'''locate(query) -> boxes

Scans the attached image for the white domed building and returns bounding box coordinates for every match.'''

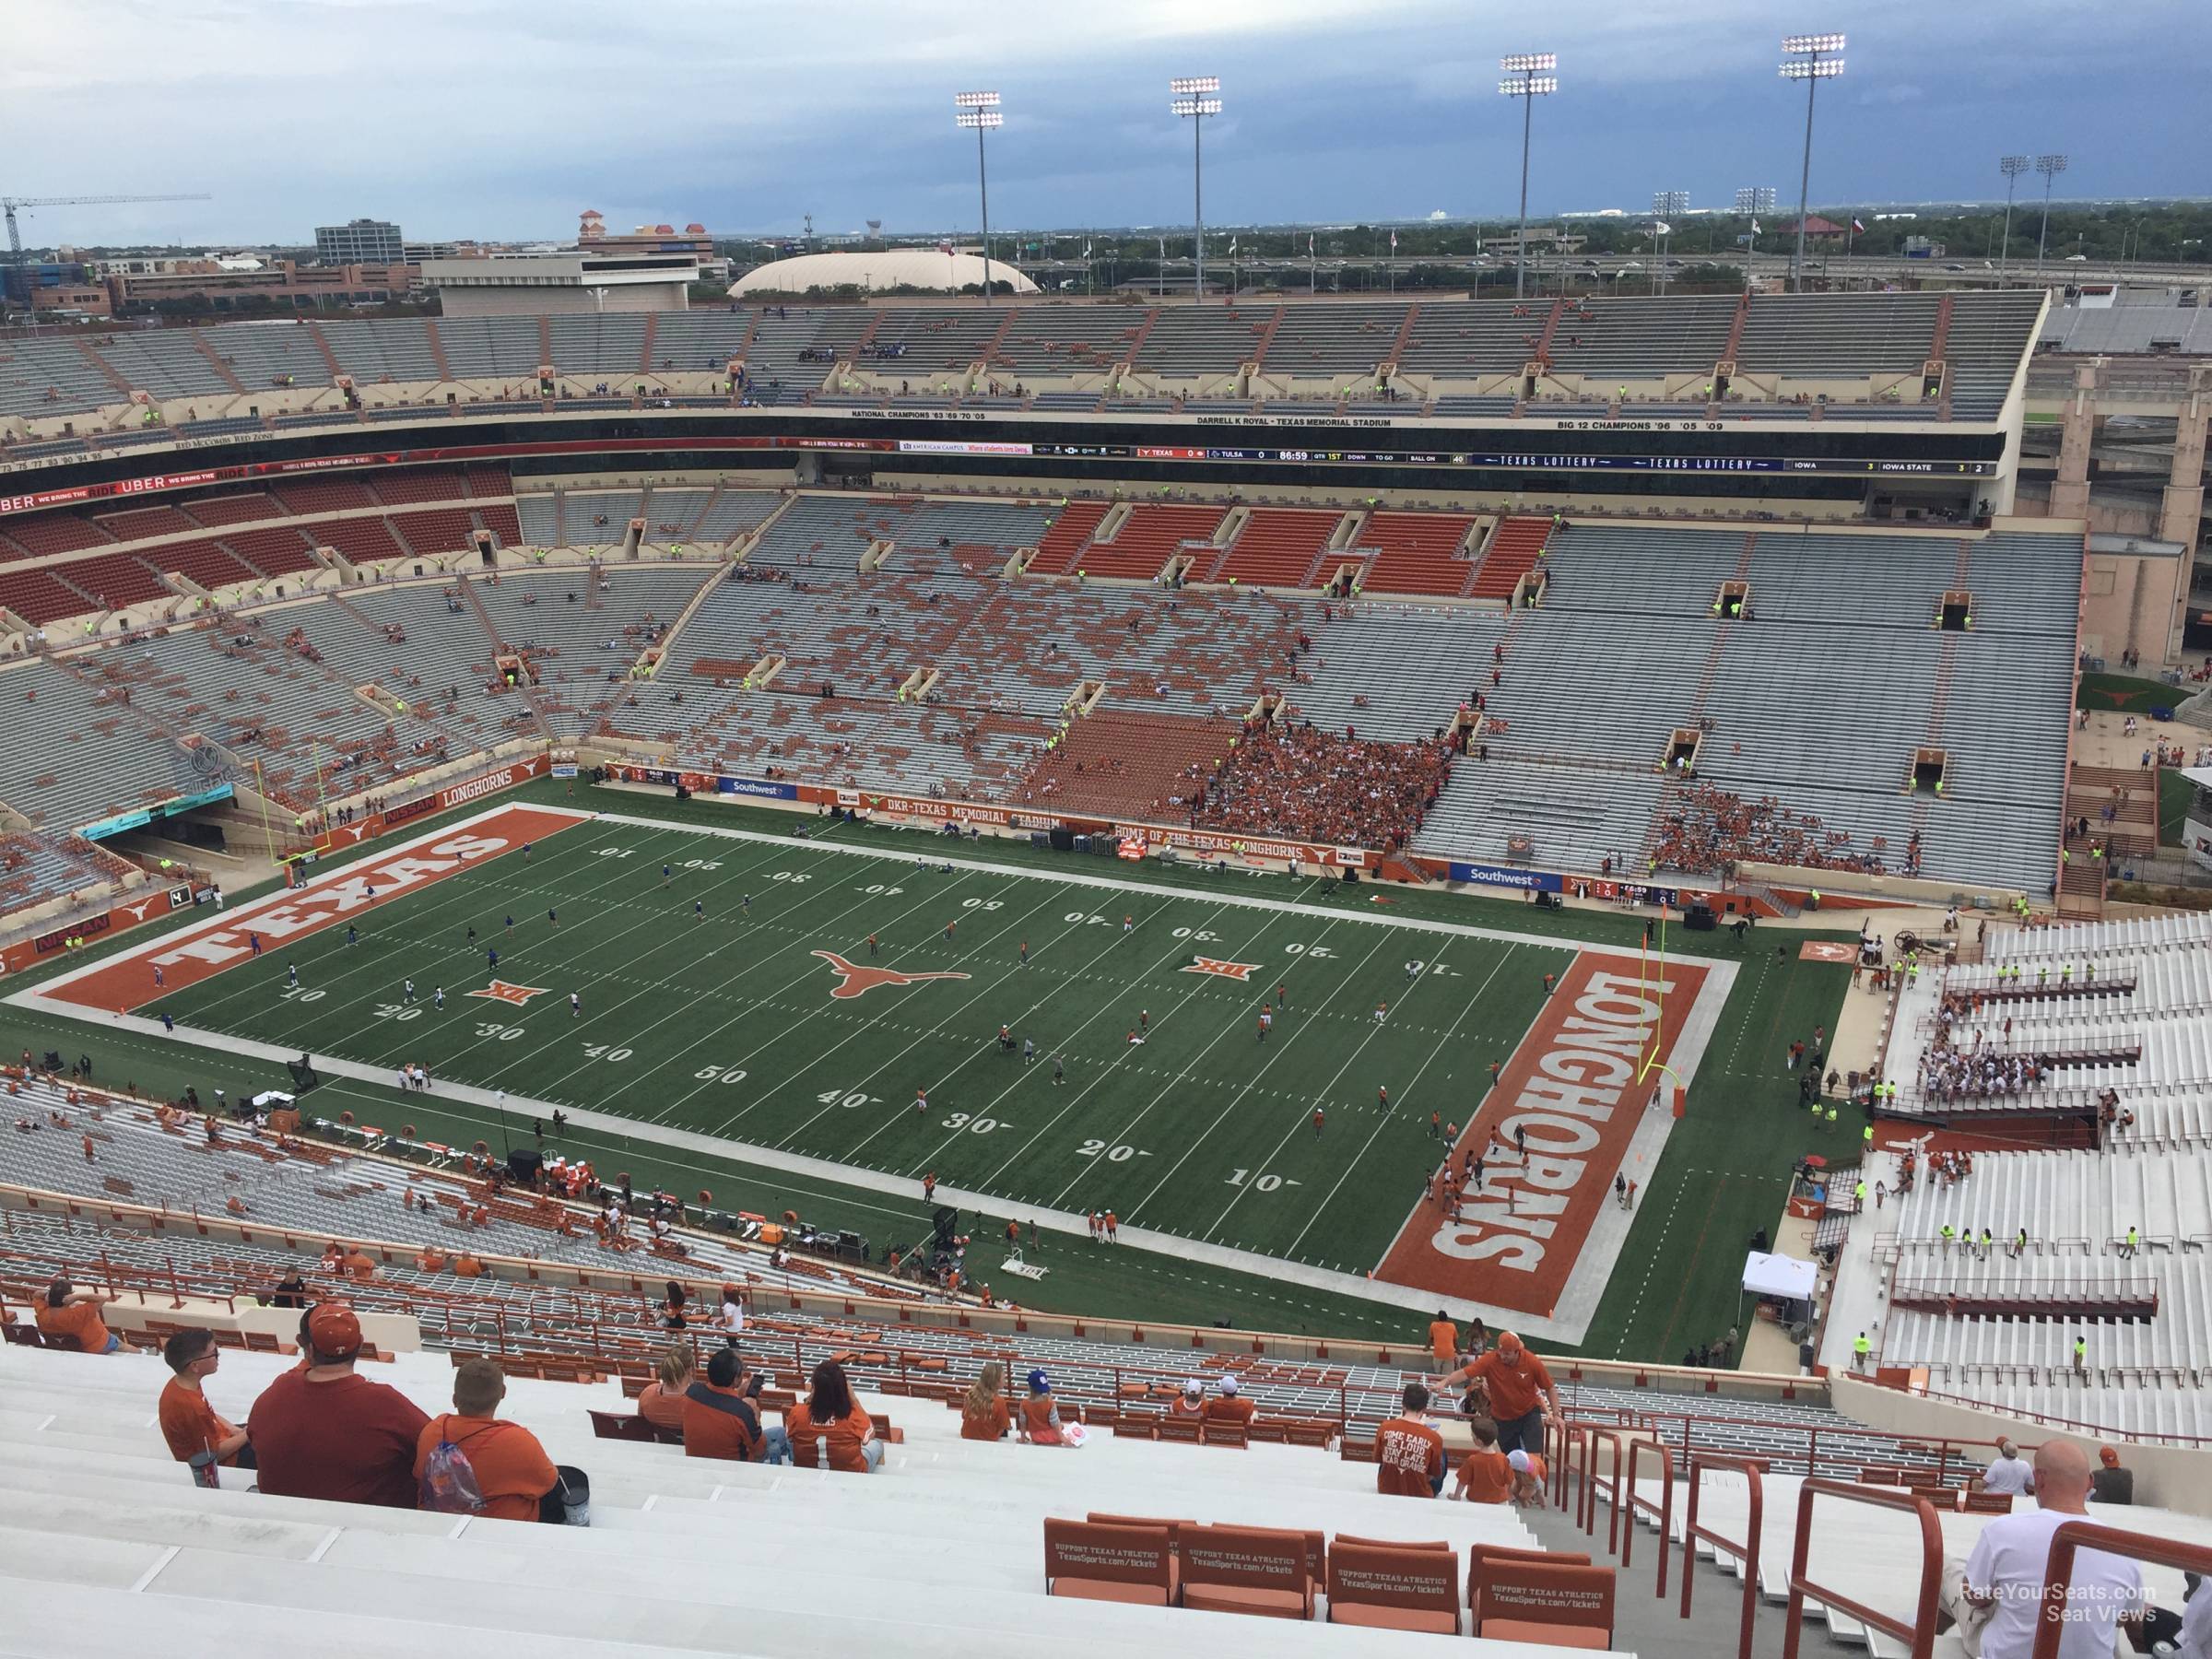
[731,248,1037,297]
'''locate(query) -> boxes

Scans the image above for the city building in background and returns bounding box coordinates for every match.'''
[313,217,404,265]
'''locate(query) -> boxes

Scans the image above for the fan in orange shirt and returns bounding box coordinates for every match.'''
[35,1278,120,1354]
[784,1359,881,1472]
[158,1328,254,1470]
[1372,1383,1445,1498]
[1168,1379,1207,1418]
[1203,1375,1255,1426]
[1018,1368,1069,1446]
[413,1359,560,1521]
[959,1362,1012,1441]
[1428,1310,1460,1365]
[1449,1417,1512,1502]
[1435,1330,1559,1456]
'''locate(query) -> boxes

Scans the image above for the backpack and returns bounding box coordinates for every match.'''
[418,1424,487,1514]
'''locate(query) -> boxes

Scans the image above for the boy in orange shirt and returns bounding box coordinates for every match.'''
[1450,1417,1512,1502]
[159,1328,255,1470]
[35,1278,120,1354]
[1373,1382,1445,1498]
[414,1358,560,1521]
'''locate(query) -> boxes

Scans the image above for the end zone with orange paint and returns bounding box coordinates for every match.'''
[1375,949,1713,1318]
[37,804,590,1014]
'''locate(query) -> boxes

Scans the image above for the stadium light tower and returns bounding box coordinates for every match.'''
[1735,185,1775,289]
[1779,32,1844,293]
[1171,76,1222,302]
[1653,190,1688,295]
[1996,155,2030,288]
[954,91,1004,305]
[2033,153,2068,282]
[1498,54,1558,302]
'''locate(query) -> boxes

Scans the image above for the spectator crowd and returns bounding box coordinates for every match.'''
[1182,721,1453,851]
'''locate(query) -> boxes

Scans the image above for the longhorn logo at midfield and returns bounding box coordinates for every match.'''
[811,950,971,1000]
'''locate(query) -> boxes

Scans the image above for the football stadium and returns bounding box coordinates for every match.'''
[5,18,2212,1659]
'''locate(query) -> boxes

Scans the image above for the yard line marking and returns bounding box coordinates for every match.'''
[799,892,1214,1165]
[1280,950,1516,1256]
[1127,920,1401,1229]
[518,847,984,1110]
[932,897,1283,1189]
[586,808,1716,968]
[682,873,1073,1136]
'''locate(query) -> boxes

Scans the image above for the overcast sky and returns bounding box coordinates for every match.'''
[4,0,2195,249]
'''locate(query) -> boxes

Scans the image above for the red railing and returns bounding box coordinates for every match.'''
[1779,1479,1943,1659]
[1681,1454,1765,1659]
[2030,1522,2212,1659]
[1619,1433,1677,1597]
[1562,1398,2026,1486]
[1549,1420,1633,1550]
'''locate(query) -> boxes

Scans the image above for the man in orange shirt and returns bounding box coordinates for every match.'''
[413,1358,560,1521]
[1437,1330,1559,1456]
[416,1244,446,1272]
[1373,1382,1445,1498]
[35,1278,121,1354]
[682,1347,768,1463]
[344,1247,378,1281]
[1428,1309,1459,1365]
[159,1328,254,1471]
[453,1253,484,1278]
[1205,1375,1255,1427]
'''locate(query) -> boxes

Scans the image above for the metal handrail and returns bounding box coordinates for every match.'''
[1779,1478,1942,1659]
[1620,1433,1676,1597]
[1681,1453,1765,1659]
[2029,1521,2212,1659]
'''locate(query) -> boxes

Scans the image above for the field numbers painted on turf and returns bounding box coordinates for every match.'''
[372,1002,421,1022]
[960,897,1002,912]
[698,1065,752,1085]
[475,1022,524,1041]
[1225,1168,1298,1193]
[1284,942,1336,959]
[1063,912,1113,926]
[770,871,811,884]
[1077,1139,1142,1163]
[679,858,722,872]
[857,884,904,898]
[582,1043,632,1064]
[816,1088,879,1109]
[941,1112,1006,1134]
[277,985,324,1004]
[1171,927,1221,943]
[595,847,635,859]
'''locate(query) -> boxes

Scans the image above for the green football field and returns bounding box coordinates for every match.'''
[5,778,1859,1358]
[146,806,1573,1278]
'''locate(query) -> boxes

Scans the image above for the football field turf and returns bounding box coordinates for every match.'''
[126,807,1583,1276]
[6,780,1853,1356]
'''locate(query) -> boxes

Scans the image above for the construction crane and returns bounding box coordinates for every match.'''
[4,193,212,308]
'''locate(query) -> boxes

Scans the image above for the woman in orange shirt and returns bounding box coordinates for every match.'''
[636,1343,694,1436]
[784,1359,881,1472]
[959,1362,1011,1441]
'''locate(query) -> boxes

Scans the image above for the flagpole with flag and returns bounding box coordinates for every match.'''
[1229,234,1238,298]
[1309,230,1317,295]
[1844,215,1864,284]
[1389,228,1398,296]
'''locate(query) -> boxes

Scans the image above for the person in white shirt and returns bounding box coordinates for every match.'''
[2176,1573,2211,1659]
[1981,1438,2035,1497]
[716,1284,746,1345]
[1942,1438,2142,1659]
